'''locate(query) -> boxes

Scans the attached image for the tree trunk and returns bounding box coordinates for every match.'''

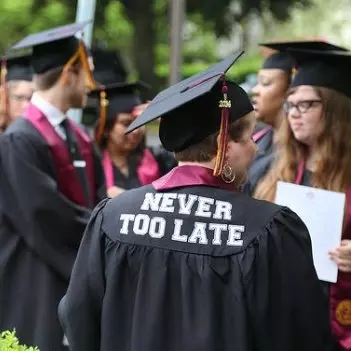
[126,1,157,100]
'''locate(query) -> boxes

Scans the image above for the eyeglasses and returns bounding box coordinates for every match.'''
[9,94,32,103]
[283,100,322,114]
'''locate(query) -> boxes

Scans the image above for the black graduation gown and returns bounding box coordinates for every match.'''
[109,146,177,190]
[59,165,333,351]
[0,118,104,351]
[245,122,274,195]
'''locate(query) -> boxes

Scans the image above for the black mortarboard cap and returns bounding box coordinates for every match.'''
[288,49,351,98]
[6,54,33,81]
[260,40,348,72]
[11,22,89,74]
[90,81,149,120]
[91,47,128,85]
[91,81,151,144]
[126,51,253,153]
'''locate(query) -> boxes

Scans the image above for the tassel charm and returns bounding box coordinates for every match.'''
[213,78,231,177]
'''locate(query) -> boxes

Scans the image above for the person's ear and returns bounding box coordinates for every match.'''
[59,67,71,86]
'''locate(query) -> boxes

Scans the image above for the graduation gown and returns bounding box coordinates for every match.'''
[59,165,332,351]
[0,116,104,351]
[245,122,274,195]
[102,145,177,191]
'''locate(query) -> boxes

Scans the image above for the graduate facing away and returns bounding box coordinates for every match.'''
[0,23,104,351]
[60,51,333,351]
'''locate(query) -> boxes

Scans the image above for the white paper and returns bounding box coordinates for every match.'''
[275,181,345,283]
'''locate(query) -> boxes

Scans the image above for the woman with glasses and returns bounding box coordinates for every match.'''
[255,49,351,351]
[247,41,347,194]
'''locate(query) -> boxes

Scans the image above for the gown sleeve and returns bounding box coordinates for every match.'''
[242,207,334,351]
[0,131,92,280]
[92,142,107,202]
[58,199,108,351]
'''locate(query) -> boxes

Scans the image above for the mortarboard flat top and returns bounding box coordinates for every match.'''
[126,51,254,152]
[91,48,128,85]
[11,22,88,51]
[260,40,348,53]
[259,40,348,72]
[10,22,89,74]
[88,81,150,126]
[5,54,33,82]
[89,81,151,97]
[288,49,351,97]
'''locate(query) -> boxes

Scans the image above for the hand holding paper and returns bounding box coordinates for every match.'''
[329,239,351,272]
[275,181,345,283]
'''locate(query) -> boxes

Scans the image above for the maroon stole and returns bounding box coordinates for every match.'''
[152,164,237,192]
[295,160,351,350]
[102,148,161,189]
[25,103,95,207]
[252,126,271,143]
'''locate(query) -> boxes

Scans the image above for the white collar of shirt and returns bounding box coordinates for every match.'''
[31,92,66,127]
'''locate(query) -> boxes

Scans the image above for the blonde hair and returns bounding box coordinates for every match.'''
[254,87,351,201]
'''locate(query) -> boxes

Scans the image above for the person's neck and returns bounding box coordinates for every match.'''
[108,143,129,170]
[261,109,284,130]
[37,90,70,114]
[306,144,318,172]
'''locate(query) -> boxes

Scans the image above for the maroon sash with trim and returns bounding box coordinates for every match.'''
[252,126,271,143]
[25,103,95,207]
[102,148,160,189]
[295,160,351,350]
[153,164,236,192]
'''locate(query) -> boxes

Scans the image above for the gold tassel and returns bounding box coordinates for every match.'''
[63,40,96,90]
[95,90,108,145]
[0,57,9,129]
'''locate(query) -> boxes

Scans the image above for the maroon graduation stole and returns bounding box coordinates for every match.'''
[153,164,237,192]
[252,126,271,143]
[102,148,161,189]
[295,160,351,349]
[25,103,96,207]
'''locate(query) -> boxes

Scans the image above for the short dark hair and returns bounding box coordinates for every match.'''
[34,59,82,91]
[175,112,254,162]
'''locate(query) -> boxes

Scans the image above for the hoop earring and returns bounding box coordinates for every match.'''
[221,162,236,183]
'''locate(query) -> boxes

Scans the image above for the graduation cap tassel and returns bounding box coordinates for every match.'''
[0,57,9,126]
[95,90,108,145]
[213,78,231,177]
[64,40,96,90]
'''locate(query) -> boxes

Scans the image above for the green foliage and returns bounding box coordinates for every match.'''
[26,1,72,33]
[0,0,75,53]
[0,0,33,49]
[95,1,133,52]
[156,54,261,86]
[263,0,351,47]
[0,330,39,351]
